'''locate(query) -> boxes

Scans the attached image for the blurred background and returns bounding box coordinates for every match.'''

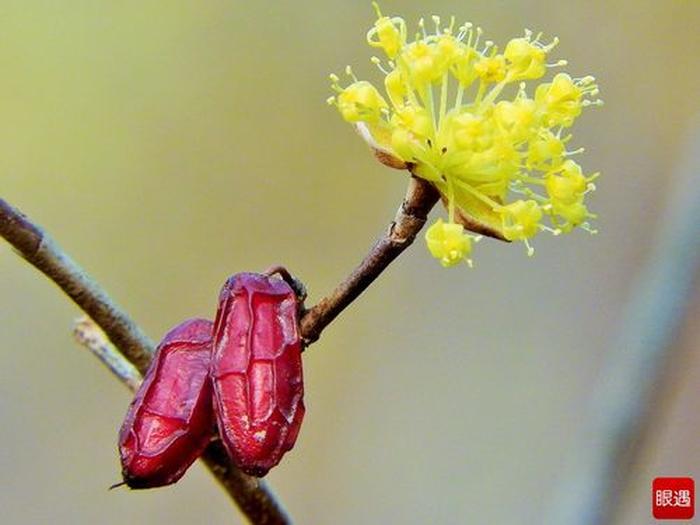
[1,1,699,523]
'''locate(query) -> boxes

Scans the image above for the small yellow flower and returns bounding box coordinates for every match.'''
[545,160,588,205]
[332,76,387,123]
[535,73,599,128]
[493,98,536,143]
[425,219,474,268]
[544,160,599,232]
[499,200,543,255]
[526,130,566,170]
[504,35,553,81]
[474,55,507,83]
[366,3,406,59]
[328,2,602,267]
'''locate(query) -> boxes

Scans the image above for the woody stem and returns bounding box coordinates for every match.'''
[0,197,291,525]
[299,175,440,344]
[0,175,438,524]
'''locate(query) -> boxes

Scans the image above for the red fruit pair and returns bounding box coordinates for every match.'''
[118,272,305,488]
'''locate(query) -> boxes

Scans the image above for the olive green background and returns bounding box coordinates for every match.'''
[1,1,699,524]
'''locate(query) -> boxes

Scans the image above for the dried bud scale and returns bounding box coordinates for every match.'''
[211,272,305,477]
[118,318,215,489]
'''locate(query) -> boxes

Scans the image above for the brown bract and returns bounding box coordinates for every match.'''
[354,123,509,241]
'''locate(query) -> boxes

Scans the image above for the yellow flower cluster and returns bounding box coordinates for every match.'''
[329,3,602,267]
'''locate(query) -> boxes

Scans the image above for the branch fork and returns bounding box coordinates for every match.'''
[0,176,438,525]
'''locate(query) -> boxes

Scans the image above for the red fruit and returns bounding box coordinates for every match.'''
[118,318,214,488]
[211,272,305,477]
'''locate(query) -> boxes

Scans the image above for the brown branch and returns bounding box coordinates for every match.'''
[201,443,290,525]
[0,197,290,525]
[73,316,142,392]
[0,176,438,523]
[300,175,439,343]
[0,199,155,373]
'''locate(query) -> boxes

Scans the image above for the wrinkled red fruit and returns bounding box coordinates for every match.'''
[211,273,305,477]
[118,318,214,488]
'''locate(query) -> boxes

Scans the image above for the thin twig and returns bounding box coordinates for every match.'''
[1,177,439,524]
[300,175,439,343]
[73,316,142,391]
[201,443,291,525]
[72,317,290,525]
[0,199,155,372]
[0,197,290,525]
